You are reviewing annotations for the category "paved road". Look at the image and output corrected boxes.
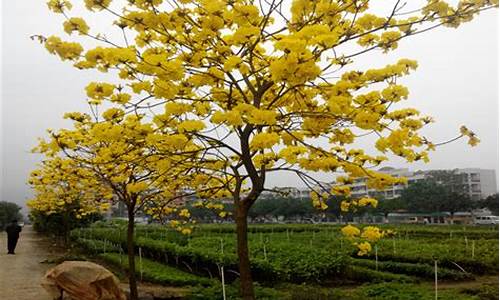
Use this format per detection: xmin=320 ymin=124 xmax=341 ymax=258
xmin=0 ymin=226 xmax=56 ymax=300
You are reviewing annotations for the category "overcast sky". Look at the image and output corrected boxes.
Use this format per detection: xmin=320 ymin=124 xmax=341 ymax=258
xmin=1 ymin=1 xmax=498 ymax=211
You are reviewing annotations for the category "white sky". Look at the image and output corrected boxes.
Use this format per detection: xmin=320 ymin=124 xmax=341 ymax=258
xmin=1 ymin=1 xmax=498 ymax=210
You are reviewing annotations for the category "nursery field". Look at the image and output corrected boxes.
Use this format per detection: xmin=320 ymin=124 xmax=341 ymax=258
xmin=71 ymin=222 xmax=499 ymax=299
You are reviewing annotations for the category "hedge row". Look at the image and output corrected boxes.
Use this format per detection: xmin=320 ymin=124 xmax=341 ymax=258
xmin=100 ymin=253 xmax=214 ymax=287
xmin=100 ymin=253 xmax=288 ymax=300
xmin=136 ymin=236 xmax=347 ymax=283
xmin=351 ymin=259 xmax=473 ymax=281
xmin=343 ymin=265 xmax=416 ymax=283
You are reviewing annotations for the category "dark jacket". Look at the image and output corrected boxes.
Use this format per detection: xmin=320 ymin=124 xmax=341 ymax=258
xmin=5 ymin=223 xmax=22 ymax=239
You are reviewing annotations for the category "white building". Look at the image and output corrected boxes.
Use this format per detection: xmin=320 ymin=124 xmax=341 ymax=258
xmin=257 ymin=168 xmax=497 ymax=201
xmin=338 ymin=167 xmax=497 ymax=200
xmin=348 ymin=167 xmax=427 ymax=199
xmin=260 ymin=186 xmax=310 ymax=199
xmin=452 ymin=168 xmax=497 ymax=200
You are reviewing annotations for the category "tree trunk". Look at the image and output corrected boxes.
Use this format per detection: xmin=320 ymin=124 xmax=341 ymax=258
xmin=236 ymin=208 xmax=255 ymax=300
xmin=127 ymin=208 xmax=138 ymax=300
xmin=62 ymin=211 xmax=69 ymax=245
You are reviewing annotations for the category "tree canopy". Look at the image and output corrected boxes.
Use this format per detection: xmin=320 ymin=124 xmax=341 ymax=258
xmin=478 ymin=193 xmax=499 ymax=216
xmin=0 ymin=202 xmax=23 ymax=230
xmin=399 ymin=180 xmax=474 ymax=216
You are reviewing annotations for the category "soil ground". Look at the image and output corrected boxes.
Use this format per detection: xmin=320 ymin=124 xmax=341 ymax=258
xmin=0 ymin=225 xmax=60 ymax=300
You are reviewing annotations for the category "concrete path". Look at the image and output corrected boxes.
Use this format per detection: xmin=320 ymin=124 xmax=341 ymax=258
xmin=0 ymin=226 xmax=57 ymax=300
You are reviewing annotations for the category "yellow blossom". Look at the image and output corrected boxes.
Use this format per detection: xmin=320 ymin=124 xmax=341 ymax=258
xmin=361 ymin=226 xmax=383 ymax=242
xmin=85 ymin=82 xmax=115 ymax=100
xmin=178 ymin=209 xmax=191 ymax=218
xmin=63 ymin=18 xmax=89 ymax=35
xmin=47 ymin=0 xmax=73 ymax=13
xmin=181 ymin=228 xmax=192 ymax=235
xmin=45 ymin=36 xmax=83 ymax=61
xmin=341 ymin=225 xmax=360 ymax=238
xmin=250 ymin=132 xmax=280 ymax=150
xmin=356 ymin=242 xmax=372 ymax=256
xmin=126 ymin=182 xmax=149 ymax=194
xmin=358 ymin=197 xmax=378 ymax=208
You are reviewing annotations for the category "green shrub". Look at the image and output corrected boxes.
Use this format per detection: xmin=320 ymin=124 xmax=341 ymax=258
xmin=188 ymin=282 xmax=287 ymax=300
xmin=74 ymin=238 xmax=122 ymax=254
xmin=351 ymin=259 xmax=473 ymax=280
xmin=461 ymin=283 xmax=499 ymax=300
xmin=100 ymin=253 xmax=214 ymax=287
xmin=345 ymin=266 xmax=416 ymax=283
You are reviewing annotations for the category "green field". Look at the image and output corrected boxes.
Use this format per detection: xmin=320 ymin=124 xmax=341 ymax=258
xmin=71 ymin=222 xmax=499 ymax=299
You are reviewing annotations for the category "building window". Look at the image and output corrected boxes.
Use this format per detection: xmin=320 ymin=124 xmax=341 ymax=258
xmin=471 ymin=184 xmax=481 ymax=193
xmin=471 ymin=173 xmax=480 ymax=182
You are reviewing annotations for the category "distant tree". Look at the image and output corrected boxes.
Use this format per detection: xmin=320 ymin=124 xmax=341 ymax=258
xmin=325 ymin=196 xmax=345 ymax=220
xmin=400 ymin=180 xmax=473 ymax=221
xmin=425 ymin=170 xmax=475 ymax=221
xmin=426 ymin=170 xmax=469 ymax=194
xmin=29 ymin=208 xmax=101 ymax=239
xmin=376 ymin=197 xmax=407 ymax=220
xmin=478 ymin=194 xmax=499 ymax=216
xmin=248 ymin=198 xmax=281 ymax=220
xmin=400 ymin=180 xmax=446 ymax=213
xmin=249 ymin=197 xmax=314 ymax=221
xmin=440 ymin=192 xmax=474 ymax=221
xmin=0 ymin=202 xmax=23 ymax=230
xmin=186 ymin=202 xmax=234 ymax=222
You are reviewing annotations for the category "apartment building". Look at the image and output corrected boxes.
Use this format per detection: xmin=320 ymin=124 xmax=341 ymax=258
xmin=341 ymin=167 xmax=497 ymax=200
xmin=451 ymin=168 xmax=497 ymax=200
xmin=260 ymin=186 xmax=310 ymax=199
xmin=347 ymin=167 xmax=426 ymax=199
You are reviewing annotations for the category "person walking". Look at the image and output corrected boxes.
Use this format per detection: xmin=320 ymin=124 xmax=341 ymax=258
xmin=5 ymin=219 xmax=22 ymax=254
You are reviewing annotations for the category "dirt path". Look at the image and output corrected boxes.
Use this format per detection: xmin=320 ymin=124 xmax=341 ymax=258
xmin=0 ymin=226 xmax=60 ymax=300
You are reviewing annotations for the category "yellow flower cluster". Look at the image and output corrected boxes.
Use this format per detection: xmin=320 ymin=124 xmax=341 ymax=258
xmin=102 ymin=108 xmax=124 ymax=122
xmin=63 ymin=18 xmax=89 ymax=35
xmin=366 ymin=171 xmax=407 ymax=190
xmin=361 ymin=226 xmax=383 ymax=242
xmin=177 ymin=120 xmax=206 ymax=133
xmin=250 ymin=132 xmax=280 ymax=150
xmin=84 ymin=0 xmax=112 ymax=11
xmin=358 ymin=197 xmax=378 ymax=208
xmin=223 ymin=56 xmax=243 ymax=72
xmin=45 ymin=36 xmax=83 ymax=61
xmin=47 ymin=0 xmax=72 ymax=13
xmin=211 ymin=110 xmax=244 ymax=127
xmin=126 ymin=182 xmax=149 ymax=194
xmin=341 ymin=224 xmax=391 ymax=256
xmin=178 ymin=209 xmax=190 ymax=218
xmin=356 ymin=242 xmax=372 ymax=256
xmin=460 ymin=126 xmax=480 ymax=146
xmin=341 ymin=225 xmax=360 ymax=238
xmin=310 ymin=191 xmax=328 ymax=210
xmin=85 ymin=82 xmax=115 ymax=101
xmin=270 ymin=53 xmax=321 ymax=85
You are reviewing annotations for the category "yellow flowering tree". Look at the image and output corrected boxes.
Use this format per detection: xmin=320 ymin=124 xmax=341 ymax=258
xmin=36 ymin=0 xmax=496 ymax=298
xmin=32 ymin=110 xmax=232 ymax=298
xmin=27 ymin=157 xmax=112 ymax=240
